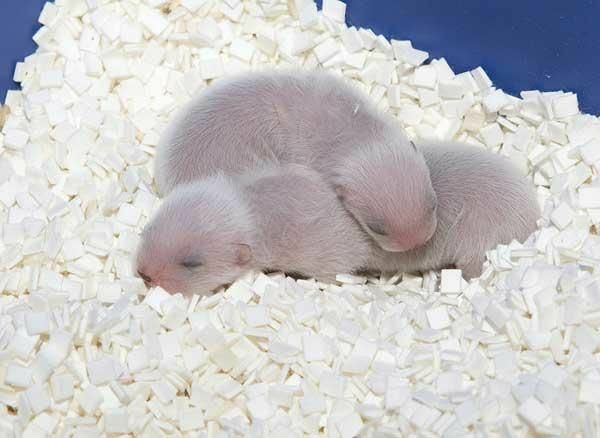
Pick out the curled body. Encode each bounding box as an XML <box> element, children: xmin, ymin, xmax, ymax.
<box><xmin>365</xmin><ymin>141</ymin><xmax>541</xmax><ymax>279</ymax></box>
<box><xmin>154</xmin><ymin>69</ymin><xmax>437</xmax><ymax>252</ymax></box>
<box><xmin>135</xmin><ymin>164</ymin><xmax>372</xmax><ymax>295</ymax></box>
<box><xmin>136</xmin><ymin>142</ymin><xmax>540</xmax><ymax>295</ymax></box>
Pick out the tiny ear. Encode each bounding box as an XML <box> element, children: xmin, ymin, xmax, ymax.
<box><xmin>334</xmin><ymin>184</ymin><xmax>346</xmax><ymax>200</ymax></box>
<box><xmin>234</xmin><ymin>243</ymin><xmax>253</xmax><ymax>266</ymax></box>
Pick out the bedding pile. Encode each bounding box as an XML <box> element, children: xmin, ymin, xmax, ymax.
<box><xmin>0</xmin><ymin>0</ymin><xmax>599</xmax><ymax>436</ymax></box>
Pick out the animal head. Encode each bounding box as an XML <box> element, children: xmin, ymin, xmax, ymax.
<box><xmin>134</xmin><ymin>176</ymin><xmax>255</xmax><ymax>295</ymax></box>
<box><xmin>334</xmin><ymin>139</ymin><xmax>437</xmax><ymax>252</ymax></box>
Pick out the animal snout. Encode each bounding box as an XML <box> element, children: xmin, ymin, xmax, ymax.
<box><xmin>388</xmin><ymin>221</ymin><xmax>437</xmax><ymax>252</ymax></box>
<box><xmin>404</xmin><ymin>221</ymin><xmax>437</xmax><ymax>250</ymax></box>
<box><xmin>393</xmin><ymin>238</ymin><xmax>424</xmax><ymax>252</ymax></box>
<box><xmin>137</xmin><ymin>269</ymin><xmax>153</xmax><ymax>288</ymax></box>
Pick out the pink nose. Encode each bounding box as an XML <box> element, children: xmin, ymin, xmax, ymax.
<box><xmin>395</xmin><ymin>224</ymin><xmax>437</xmax><ymax>251</ymax></box>
<box><xmin>395</xmin><ymin>238</ymin><xmax>425</xmax><ymax>251</ymax></box>
<box><xmin>137</xmin><ymin>269</ymin><xmax>153</xmax><ymax>288</ymax></box>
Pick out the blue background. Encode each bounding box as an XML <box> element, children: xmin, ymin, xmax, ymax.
<box><xmin>1</xmin><ymin>1</ymin><xmax>599</xmax><ymax>114</ymax></box>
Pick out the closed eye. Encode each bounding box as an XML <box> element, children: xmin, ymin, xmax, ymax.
<box><xmin>410</xmin><ymin>140</ymin><xmax>417</xmax><ymax>151</ymax></box>
<box><xmin>367</xmin><ymin>221</ymin><xmax>387</xmax><ymax>236</ymax></box>
<box><xmin>180</xmin><ymin>258</ymin><xmax>203</xmax><ymax>269</ymax></box>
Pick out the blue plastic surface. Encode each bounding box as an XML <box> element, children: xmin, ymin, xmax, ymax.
<box><xmin>331</xmin><ymin>0</ymin><xmax>600</xmax><ymax>115</ymax></box>
<box><xmin>2</xmin><ymin>0</ymin><xmax>599</xmax><ymax>114</ymax></box>
<box><xmin>0</xmin><ymin>0</ymin><xmax>45</xmax><ymax>101</ymax></box>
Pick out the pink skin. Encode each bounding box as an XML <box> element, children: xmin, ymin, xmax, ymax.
<box><xmin>136</xmin><ymin>143</ymin><xmax>540</xmax><ymax>294</ymax></box>
<box><xmin>366</xmin><ymin>141</ymin><xmax>541</xmax><ymax>279</ymax></box>
<box><xmin>135</xmin><ymin>164</ymin><xmax>372</xmax><ymax>296</ymax></box>
<box><xmin>154</xmin><ymin>69</ymin><xmax>437</xmax><ymax>253</ymax></box>
<box><xmin>134</xmin><ymin>175</ymin><xmax>255</xmax><ymax>295</ymax></box>
<box><xmin>333</xmin><ymin>139</ymin><xmax>437</xmax><ymax>252</ymax></box>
